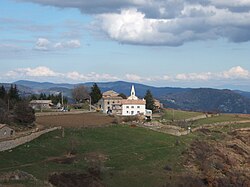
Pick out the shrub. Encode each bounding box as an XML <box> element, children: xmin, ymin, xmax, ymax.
<box><xmin>0</xmin><ymin>99</ymin><xmax>8</xmax><ymax>124</ymax></box>
<box><xmin>13</xmin><ymin>101</ymin><xmax>35</xmax><ymax>126</ymax></box>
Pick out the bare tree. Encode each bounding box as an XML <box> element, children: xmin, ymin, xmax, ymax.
<box><xmin>72</xmin><ymin>85</ymin><xmax>89</xmax><ymax>103</ymax></box>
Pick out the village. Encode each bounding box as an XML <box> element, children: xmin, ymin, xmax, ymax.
<box><xmin>0</xmin><ymin>84</ymin><xmax>250</xmax><ymax>187</ymax></box>
<box><xmin>0</xmin><ymin>84</ymin><xmax>161</xmax><ymax>146</ymax></box>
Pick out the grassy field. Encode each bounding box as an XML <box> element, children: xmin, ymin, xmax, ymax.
<box><xmin>0</xmin><ymin>125</ymin><xmax>195</xmax><ymax>187</ymax></box>
<box><xmin>1</xmin><ymin>112</ymin><xmax>249</xmax><ymax>186</ymax></box>
<box><xmin>191</xmin><ymin>114</ymin><xmax>250</xmax><ymax>127</ymax></box>
<box><xmin>162</xmin><ymin>109</ymin><xmax>203</xmax><ymax>121</ymax></box>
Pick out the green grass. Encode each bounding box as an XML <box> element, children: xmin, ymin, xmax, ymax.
<box><xmin>162</xmin><ymin>109</ymin><xmax>203</xmax><ymax>121</ymax></box>
<box><xmin>1</xmin><ymin>121</ymin><xmax>249</xmax><ymax>186</ymax></box>
<box><xmin>0</xmin><ymin>125</ymin><xmax>195</xmax><ymax>187</ymax></box>
<box><xmin>191</xmin><ymin>114</ymin><xmax>249</xmax><ymax>127</ymax></box>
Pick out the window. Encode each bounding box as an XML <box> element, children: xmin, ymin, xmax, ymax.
<box><xmin>112</xmin><ymin>101</ymin><xmax>115</xmax><ymax>104</ymax></box>
<box><xmin>4</xmin><ymin>130</ymin><xmax>7</xmax><ymax>135</ymax></box>
<box><xmin>126</xmin><ymin>106</ymin><xmax>129</xmax><ymax>108</ymax></box>
<box><xmin>107</xmin><ymin>102</ymin><xmax>110</xmax><ymax>105</ymax></box>
<box><xmin>137</xmin><ymin>106</ymin><xmax>140</xmax><ymax>108</ymax></box>
<box><xmin>137</xmin><ymin>111</ymin><xmax>140</xmax><ymax>114</ymax></box>
<box><xmin>127</xmin><ymin>111</ymin><xmax>129</xmax><ymax>113</ymax></box>
<box><xmin>131</xmin><ymin>106</ymin><xmax>134</xmax><ymax>108</ymax></box>
<box><xmin>131</xmin><ymin>111</ymin><xmax>134</xmax><ymax>115</ymax></box>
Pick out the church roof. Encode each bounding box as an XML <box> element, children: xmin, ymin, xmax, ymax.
<box><xmin>121</xmin><ymin>99</ymin><xmax>146</xmax><ymax>105</ymax></box>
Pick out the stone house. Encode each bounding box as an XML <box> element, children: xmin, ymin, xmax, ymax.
<box><xmin>30</xmin><ymin>100</ymin><xmax>53</xmax><ymax>110</ymax></box>
<box><xmin>0</xmin><ymin>124</ymin><xmax>15</xmax><ymax>139</ymax></box>
<box><xmin>99</xmin><ymin>90</ymin><xmax>123</xmax><ymax>114</ymax></box>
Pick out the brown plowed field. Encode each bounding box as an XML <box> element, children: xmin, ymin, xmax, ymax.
<box><xmin>36</xmin><ymin>112</ymin><xmax>115</xmax><ymax>128</ymax></box>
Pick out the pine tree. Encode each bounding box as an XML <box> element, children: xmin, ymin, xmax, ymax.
<box><xmin>0</xmin><ymin>85</ymin><xmax>6</xmax><ymax>100</ymax></box>
<box><xmin>144</xmin><ymin>89</ymin><xmax>155</xmax><ymax>111</ymax></box>
<box><xmin>90</xmin><ymin>83</ymin><xmax>102</xmax><ymax>104</ymax></box>
<box><xmin>8</xmin><ymin>84</ymin><xmax>20</xmax><ymax>101</ymax></box>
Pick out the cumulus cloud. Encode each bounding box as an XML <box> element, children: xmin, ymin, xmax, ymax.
<box><xmin>174</xmin><ymin>66</ymin><xmax>250</xmax><ymax>81</ymax></box>
<box><xmin>222</xmin><ymin>66</ymin><xmax>250</xmax><ymax>79</ymax></box>
<box><xmin>5</xmin><ymin>66</ymin><xmax>61</xmax><ymax>77</ymax></box>
<box><xmin>3</xmin><ymin>66</ymin><xmax>250</xmax><ymax>83</ymax></box>
<box><xmin>17</xmin><ymin>0</ymin><xmax>250</xmax><ymax>46</ymax></box>
<box><xmin>34</xmin><ymin>38</ymin><xmax>81</xmax><ymax>51</ymax></box>
<box><xmin>125</xmin><ymin>73</ymin><xmax>144</xmax><ymax>82</ymax></box>
<box><xmin>34</xmin><ymin>38</ymin><xmax>50</xmax><ymax>51</ymax></box>
<box><xmin>125</xmin><ymin>66</ymin><xmax>250</xmax><ymax>83</ymax></box>
<box><xmin>66</xmin><ymin>71</ymin><xmax>118</xmax><ymax>81</ymax></box>
<box><xmin>4</xmin><ymin>66</ymin><xmax>118</xmax><ymax>82</ymax></box>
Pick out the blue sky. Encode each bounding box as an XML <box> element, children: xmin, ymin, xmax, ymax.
<box><xmin>1</xmin><ymin>0</ymin><xmax>250</xmax><ymax>90</ymax></box>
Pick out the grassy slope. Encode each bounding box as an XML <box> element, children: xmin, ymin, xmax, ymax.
<box><xmin>162</xmin><ymin>109</ymin><xmax>203</xmax><ymax>121</ymax></box>
<box><xmin>192</xmin><ymin>114</ymin><xmax>250</xmax><ymax>127</ymax></box>
<box><xmin>1</xmin><ymin>119</ymin><xmax>249</xmax><ymax>186</ymax></box>
<box><xmin>0</xmin><ymin>126</ymin><xmax>193</xmax><ymax>187</ymax></box>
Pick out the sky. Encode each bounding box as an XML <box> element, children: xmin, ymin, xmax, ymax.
<box><xmin>1</xmin><ymin>0</ymin><xmax>250</xmax><ymax>90</ymax></box>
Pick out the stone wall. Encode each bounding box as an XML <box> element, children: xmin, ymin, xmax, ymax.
<box><xmin>0</xmin><ymin>127</ymin><xmax>61</xmax><ymax>152</ymax></box>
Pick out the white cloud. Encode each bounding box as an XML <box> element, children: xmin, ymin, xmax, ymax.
<box><xmin>5</xmin><ymin>66</ymin><xmax>60</xmax><ymax>78</ymax></box>
<box><xmin>125</xmin><ymin>73</ymin><xmax>143</xmax><ymax>82</ymax></box>
<box><xmin>174</xmin><ymin>66</ymin><xmax>250</xmax><ymax>81</ymax></box>
<box><xmin>34</xmin><ymin>38</ymin><xmax>50</xmax><ymax>51</ymax></box>
<box><xmin>125</xmin><ymin>66</ymin><xmax>250</xmax><ymax>83</ymax></box>
<box><xmin>18</xmin><ymin>0</ymin><xmax>250</xmax><ymax>46</ymax></box>
<box><xmin>34</xmin><ymin>38</ymin><xmax>81</xmax><ymax>51</ymax></box>
<box><xmin>66</xmin><ymin>40</ymin><xmax>81</xmax><ymax>48</ymax></box>
<box><xmin>4</xmin><ymin>67</ymin><xmax>118</xmax><ymax>82</ymax></box>
<box><xmin>222</xmin><ymin>66</ymin><xmax>250</xmax><ymax>79</ymax></box>
<box><xmin>175</xmin><ymin>72</ymin><xmax>213</xmax><ymax>81</ymax></box>
<box><xmin>54</xmin><ymin>40</ymin><xmax>81</xmax><ymax>49</ymax></box>
<box><xmin>3</xmin><ymin>66</ymin><xmax>250</xmax><ymax>84</ymax></box>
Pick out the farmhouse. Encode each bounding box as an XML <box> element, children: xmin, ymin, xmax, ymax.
<box><xmin>0</xmin><ymin>124</ymin><xmax>15</xmax><ymax>140</ymax></box>
<box><xmin>99</xmin><ymin>90</ymin><xmax>123</xmax><ymax>115</ymax></box>
<box><xmin>99</xmin><ymin>85</ymin><xmax>151</xmax><ymax>117</ymax></box>
<box><xmin>30</xmin><ymin>100</ymin><xmax>53</xmax><ymax>110</ymax></box>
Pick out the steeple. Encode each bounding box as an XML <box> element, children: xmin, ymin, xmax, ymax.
<box><xmin>128</xmin><ymin>85</ymin><xmax>138</xmax><ymax>100</ymax></box>
<box><xmin>131</xmin><ymin>85</ymin><xmax>135</xmax><ymax>97</ymax></box>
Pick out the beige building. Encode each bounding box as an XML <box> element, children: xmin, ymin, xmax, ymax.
<box><xmin>99</xmin><ymin>90</ymin><xmax>123</xmax><ymax>114</ymax></box>
<box><xmin>30</xmin><ymin>100</ymin><xmax>53</xmax><ymax>110</ymax></box>
<box><xmin>0</xmin><ymin>124</ymin><xmax>15</xmax><ymax>139</ymax></box>
<box><xmin>99</xmin><ymin>85</ymin><xmax>151</xmax><ymax>117</ymax></box>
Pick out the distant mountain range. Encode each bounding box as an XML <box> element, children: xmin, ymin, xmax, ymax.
<box><xmin>1</xmin><ymin>80</ymin><xmax>250</xmax><ymax>114</ymax></box>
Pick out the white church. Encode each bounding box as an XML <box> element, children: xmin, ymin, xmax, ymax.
<box><xmin>99</xmin><ymin>85</ymin><xmax>151</xmax><ymax>117</ymax></box>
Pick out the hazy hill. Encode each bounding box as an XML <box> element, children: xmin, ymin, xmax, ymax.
<box><xmin>162</xmin><ymin>88</ymin><xmax>250</xmax><ymax>113</ymax></box>
<box><xmin>14</xmin><ymin>80</ymin><xmax>75</xmax><ymax>90</ymax></box>
<box><xmin>13</xmin><ymin>80</ymin><xmax>189</xmax><ymax>98</ymax></box>
<box><xmin>1</xmin><ymin>80</ymin><xmax>250</xmax><ymax>114</ymax></box>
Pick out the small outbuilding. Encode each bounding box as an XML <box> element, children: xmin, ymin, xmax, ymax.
<box><xmin>30</xmin><ymin>100</ymin><xmax>53</xmax><ymax>110</ymax></box>
<box><xmin>0</xmin><ymin>124</ymin><xmax>15</xmax><ymax>139</ymax></box>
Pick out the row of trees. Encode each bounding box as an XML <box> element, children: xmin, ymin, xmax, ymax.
<box><xmin>0</xmin><ymin>85</ymin><xmax>35</xmax><ymax>126</ymax></box>
<box><xmin>72</xmin><ymin>83</ymin><xmax>102</xmax><ymax>105</ymax></box>
<box><xmin>0</xmin><ymin>85</ymin><xmax>20</xmax><ymax>106</ymax></box>
<box><xmin>30</xmin><ymin>93</ymin><xmax>68</xmax><ymax>105</ymax></box>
